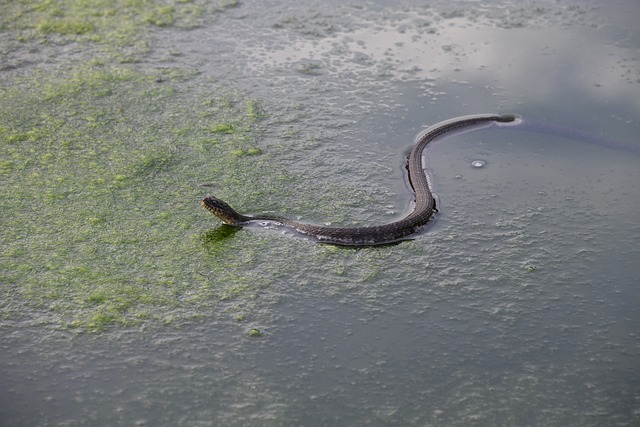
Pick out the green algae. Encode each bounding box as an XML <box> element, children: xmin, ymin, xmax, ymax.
<box><xmin>0</xmin><ymin>0</ymin><xmax>408</xmax><ymax>333</ymax></box>
<box><xmin>248</xmin><ymin>328</ymin><xmax>262</xmax><ymax>337</ymax></box>
<box><xmin>0</xmin><ymin>60</ymin><xmax>393</xmax><ymax>333</ymax></box>
<box><xmin>0</xmin><ymin>63</ymin><xmax>285</xmax><ymax>331</ymax></box>
<box><xmin>1</xmin><ymin>0</ymin><xmax>240</xmax><ymax>47</ymax></box>
<box><xmin>210</xmin><ymin>123</ymin><xmax>237</xmax><ymax>134</ymax></box>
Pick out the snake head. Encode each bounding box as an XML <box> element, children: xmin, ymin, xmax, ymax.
<box><xmin>202</xmin><ymin>195</ymin><xmax>248</xmax><ymax>225</ymax></box>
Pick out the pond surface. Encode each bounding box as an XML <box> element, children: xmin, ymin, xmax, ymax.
<box><xmin>1</xmin><ymin>0</ymin><xmax>639</xmax><ymax>425</ymax></box>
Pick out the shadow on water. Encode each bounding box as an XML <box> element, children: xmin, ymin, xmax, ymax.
<box><xmin>200</xmin><ymin>225</ymin><xmax>241</xmax><ymax>248</ymax></box>
<box><xmin>518</xmin><ymin>118</ymin><xmax>640</xmax><ymax>155</ymax></box>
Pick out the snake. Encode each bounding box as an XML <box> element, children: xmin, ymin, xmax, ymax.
<box><xmin>202</xmin><ymin>113</ymin><xmax>518</xmax><ymax>246</ymax></box>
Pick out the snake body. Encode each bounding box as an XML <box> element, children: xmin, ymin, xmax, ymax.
<box><xmin>202</xmin><ymin>113</ymin><xmax>517</xmax><ymax>246</ymax></box>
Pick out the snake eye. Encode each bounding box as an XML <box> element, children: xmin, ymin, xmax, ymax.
<box><xmin>202</xmin><ymin>195</ymin><xmax>231</xmax><ymax>214</ymax></box>
<box><xmin>202</xmin><ymin>195</ymin><xmax>226</xmax><ymax>210</ymax></box>
<box><xmin>202</xmin><ymin>195</ymin><xmax>244</xmax><ymax>225</ymax></box>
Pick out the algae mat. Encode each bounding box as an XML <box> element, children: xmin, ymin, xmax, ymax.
<box><xmin>0</xmin><ymin>62</ymin><xmax>394</xmax><ymax>332</ymax></box>
<box><xmin>0</xmin><ymin>0</ymin><xmax>299</xmax><ymax>331</ymax></box>
<box><xmin>0</xmin><ymin>0</ymin><xmax>410</xmax><ymax>332</ymax></box>
<box><xmin>0</xmin><ymin>63</ymin><xmax>284</xmax><ymax>331</ymax></box>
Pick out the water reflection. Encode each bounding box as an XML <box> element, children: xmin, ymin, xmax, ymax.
<box><xmin>201</xmin><ymin>225</ymin><xmax>241</xmax><ymax>247</ymax></box>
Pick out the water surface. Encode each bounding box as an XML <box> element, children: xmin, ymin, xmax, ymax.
<box><xmin>1</xmin><ymin>0</ymin><xmax>639</xmax><ymax>425</ymax></box>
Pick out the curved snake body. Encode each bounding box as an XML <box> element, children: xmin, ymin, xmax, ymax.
<box><xmin>202</xmin><ymin>113</ymin><xmax>517</xmax><ymax>246</ymax></box>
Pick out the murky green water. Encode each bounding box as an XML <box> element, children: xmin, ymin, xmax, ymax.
<box><xmin>1</xmin><ymin>0</ymin><xmax>639</xmax><ymax>425</ymax></box>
